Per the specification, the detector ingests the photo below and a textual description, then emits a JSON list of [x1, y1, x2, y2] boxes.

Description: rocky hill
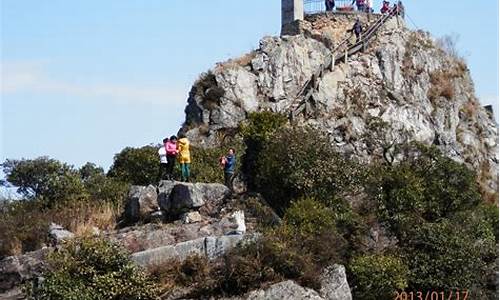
[[181, 13, 498, 198], [1, 12, 498, 300]]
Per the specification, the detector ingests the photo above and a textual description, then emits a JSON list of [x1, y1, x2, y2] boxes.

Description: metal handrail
[[289, 6, 399, 119]]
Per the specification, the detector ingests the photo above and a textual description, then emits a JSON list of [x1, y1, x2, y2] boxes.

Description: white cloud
[[1, 61, 188, 106]]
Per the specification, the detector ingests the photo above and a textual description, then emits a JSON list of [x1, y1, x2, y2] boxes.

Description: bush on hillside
[[367, 143, 497, 297], [108, 145, 159, 186], [370, 143, 482, 240], [79, 162, 129, 206], [349, 254, 408, 300], [1, 157, 88, 207], [403, 218, 496, 293], [238, 111, 288, 189], [255, 126, 362, 214], [28, 237, 159, 300]]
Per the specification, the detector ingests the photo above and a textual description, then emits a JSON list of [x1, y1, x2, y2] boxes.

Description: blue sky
[[1, 0, 498, 171]]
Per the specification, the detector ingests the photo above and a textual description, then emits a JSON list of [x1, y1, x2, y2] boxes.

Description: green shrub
[[255, 126, 361, 214], [372, 144, 482, 239], [80, 162, 129, 206], [108, 145, 159, 186], [29, 237, 159, 300], [349, 254, 408, 300], [1, 157, 88, 207], [403, 218, 496, 292], [238, 111, 288, 189], [284, 197, 335, 235]]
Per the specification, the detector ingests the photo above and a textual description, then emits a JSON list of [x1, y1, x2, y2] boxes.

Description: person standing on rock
[[222, 148, 236, 189], [325, 0, 335, 11], [165, 135, 178, 180], [157, 138, 169, 182], [177, 134, 191, 182], [351, 0, 366, 12]]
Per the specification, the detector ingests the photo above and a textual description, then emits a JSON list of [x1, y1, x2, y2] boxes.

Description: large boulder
[[320, 264, 352, 300], [227, 280, 325, 300], [157, 180, 176, 211], [124, 185, 159, 222], [162, 182, 230, 215], [0, 249, 48, 293]]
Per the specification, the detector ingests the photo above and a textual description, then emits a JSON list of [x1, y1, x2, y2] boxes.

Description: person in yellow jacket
[[177, 135, 191, 182]]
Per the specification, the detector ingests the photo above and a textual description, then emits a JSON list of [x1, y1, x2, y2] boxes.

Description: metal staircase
[[289, 8, 399, 119]]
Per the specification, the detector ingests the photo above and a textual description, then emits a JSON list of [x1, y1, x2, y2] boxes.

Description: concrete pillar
[[282, 0, 304, 27]]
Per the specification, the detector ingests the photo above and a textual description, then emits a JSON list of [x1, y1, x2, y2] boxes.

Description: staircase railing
[[289, 7, 399, 119]]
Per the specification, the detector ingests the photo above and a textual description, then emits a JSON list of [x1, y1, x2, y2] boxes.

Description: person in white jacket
[[366, 0, 373, 13]]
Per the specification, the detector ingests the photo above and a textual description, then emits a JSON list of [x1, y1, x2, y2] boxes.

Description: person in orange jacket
[[177, 134, 191, 182]]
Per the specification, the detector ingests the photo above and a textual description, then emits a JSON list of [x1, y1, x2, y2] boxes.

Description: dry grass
[[460, 100, 479, 120], [427, 66, 466, 102], [0, 201, 121, 258]]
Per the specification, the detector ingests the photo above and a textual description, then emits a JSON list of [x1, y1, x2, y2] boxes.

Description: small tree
[[1, 157, 88, 206], [255, 126, 361, 214], [108, 145, 159, 186]]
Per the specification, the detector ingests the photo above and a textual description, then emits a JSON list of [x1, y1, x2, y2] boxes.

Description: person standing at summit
[[325, 0, 335, 11], [177, 134, 191, 182], [157, 138, 169, 182], [351, 0, 366, 12], [165, 135, 178, 180]]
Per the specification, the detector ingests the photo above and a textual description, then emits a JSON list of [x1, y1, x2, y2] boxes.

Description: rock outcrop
[[223, 264, 353, 300], [124, 181, 231, 223], [131, 234, 255, 270], [181, 13, 498, 196]]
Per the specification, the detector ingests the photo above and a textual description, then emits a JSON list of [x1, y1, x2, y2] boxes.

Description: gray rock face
[[181, 14, 498, 196], [131, 234, 252, 270], [125, 185, 159, 222], [158, 180, 176, 211], [227, 280, 324, 300], [48, 223, 74, 245], [0, 249, 48, 293], [320, 265, 352, 300], [166, 182, 230, 214]]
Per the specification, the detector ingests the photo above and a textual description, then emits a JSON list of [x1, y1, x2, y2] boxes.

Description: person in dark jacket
[[351, 18, 363, 42], [351, 0, 366, 12], [325, 0, 335, 11], [222, 148, 236, 189]]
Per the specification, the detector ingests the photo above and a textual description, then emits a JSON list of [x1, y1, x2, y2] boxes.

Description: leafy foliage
[[255, 126, 362, 214], [367, 144, 497, 296], [108, 145, 159, 186], [79, 162, 129, 206], [238, 111, 288, 189], [371, 144, 482, 239], [1, 157, 88, 206], [30, 238, 159, 300], [349, 254, 408, 300]]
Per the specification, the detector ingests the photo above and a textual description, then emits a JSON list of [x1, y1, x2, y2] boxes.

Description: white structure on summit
[[281, 0, 304, 28]]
